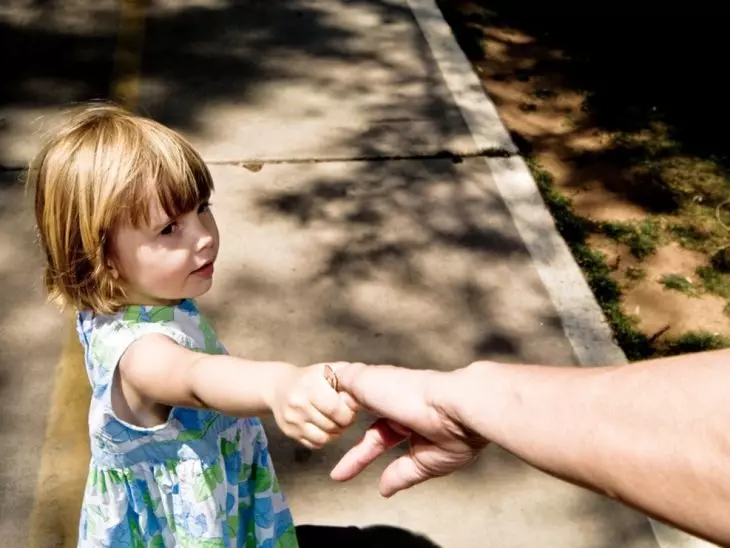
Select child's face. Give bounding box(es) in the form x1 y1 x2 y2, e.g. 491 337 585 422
109 197 220 305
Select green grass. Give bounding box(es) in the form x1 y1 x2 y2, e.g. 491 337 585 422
659 273 695 295
668 222 712 251
528 155 730 360
661 331 730 356
696 266 730 298
529 158 596 244
573 245 652 360
625 265 646 281
528 153 730 360
600 219 661 259
528 159 652 360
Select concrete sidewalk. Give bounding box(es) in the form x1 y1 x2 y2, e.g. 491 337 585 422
0 0 707 546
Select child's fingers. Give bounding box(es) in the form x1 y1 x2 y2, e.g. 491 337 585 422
312 386 357 428
310 368 358 428
338 390 360 413
300 423 331 449
305 406 341 434
297 438 319 451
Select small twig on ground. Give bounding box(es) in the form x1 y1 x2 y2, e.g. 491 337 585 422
649 324 671 343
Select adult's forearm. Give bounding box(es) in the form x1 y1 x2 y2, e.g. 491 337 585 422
449 351 730 545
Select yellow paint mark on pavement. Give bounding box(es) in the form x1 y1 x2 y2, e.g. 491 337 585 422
28 315 90 548
28 2 148 545
111 0 148 110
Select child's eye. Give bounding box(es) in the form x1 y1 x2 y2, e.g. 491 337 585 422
198 201 212 214
160 222 177 236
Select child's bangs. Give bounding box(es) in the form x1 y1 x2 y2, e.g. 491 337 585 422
123 133 214 229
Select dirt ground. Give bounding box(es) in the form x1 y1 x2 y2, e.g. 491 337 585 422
441 1 730 358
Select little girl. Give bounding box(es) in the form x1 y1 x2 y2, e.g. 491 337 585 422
28 105 357 547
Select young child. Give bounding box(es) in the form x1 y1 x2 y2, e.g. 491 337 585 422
28 105 357 547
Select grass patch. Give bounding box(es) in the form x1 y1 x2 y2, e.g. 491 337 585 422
661 331 730 356
667 211 728 254
572 244 652 360
668 222 712 251
528 159 652 360
659 273 695 295
528 156 730 361
625 266 646 281
528 158 596 244
696 266 730 298
724 302 730 320
600 219 661 259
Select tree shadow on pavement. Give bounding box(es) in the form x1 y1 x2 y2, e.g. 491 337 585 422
1 0 372 166
252 154 571 367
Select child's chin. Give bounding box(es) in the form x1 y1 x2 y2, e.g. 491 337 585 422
152 284 212 304
188 280 214 298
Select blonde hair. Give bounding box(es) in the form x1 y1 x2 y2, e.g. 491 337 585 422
27 104 214 314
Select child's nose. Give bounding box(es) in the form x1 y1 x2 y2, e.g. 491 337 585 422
197 232 214 252
193 220 214 252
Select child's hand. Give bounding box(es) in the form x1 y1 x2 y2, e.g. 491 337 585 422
270 362 359 449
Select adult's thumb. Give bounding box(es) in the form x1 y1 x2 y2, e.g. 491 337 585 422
335 363 431 423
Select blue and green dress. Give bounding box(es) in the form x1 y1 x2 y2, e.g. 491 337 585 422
75 299 298 547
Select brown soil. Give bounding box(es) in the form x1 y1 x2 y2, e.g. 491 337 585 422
448 3 730 348
590 236 728 338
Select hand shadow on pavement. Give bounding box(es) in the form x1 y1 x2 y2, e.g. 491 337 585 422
296 524 441 547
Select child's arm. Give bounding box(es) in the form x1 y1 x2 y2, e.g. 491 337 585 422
118 333 357 448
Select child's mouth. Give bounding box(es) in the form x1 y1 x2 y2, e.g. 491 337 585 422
192 262 214 278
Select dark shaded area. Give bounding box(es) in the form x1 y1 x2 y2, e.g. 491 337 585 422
441 0 727 164
0 1 365 147
137 1 363 134
0 13 117 109
437 0 729 224
296 524 441 548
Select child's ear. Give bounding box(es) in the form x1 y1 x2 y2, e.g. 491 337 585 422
105 258 120 280
100 231 120 280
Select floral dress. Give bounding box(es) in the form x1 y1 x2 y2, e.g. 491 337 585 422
75 299 298 547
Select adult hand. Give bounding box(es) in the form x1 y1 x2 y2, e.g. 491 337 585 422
330 363 488 497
